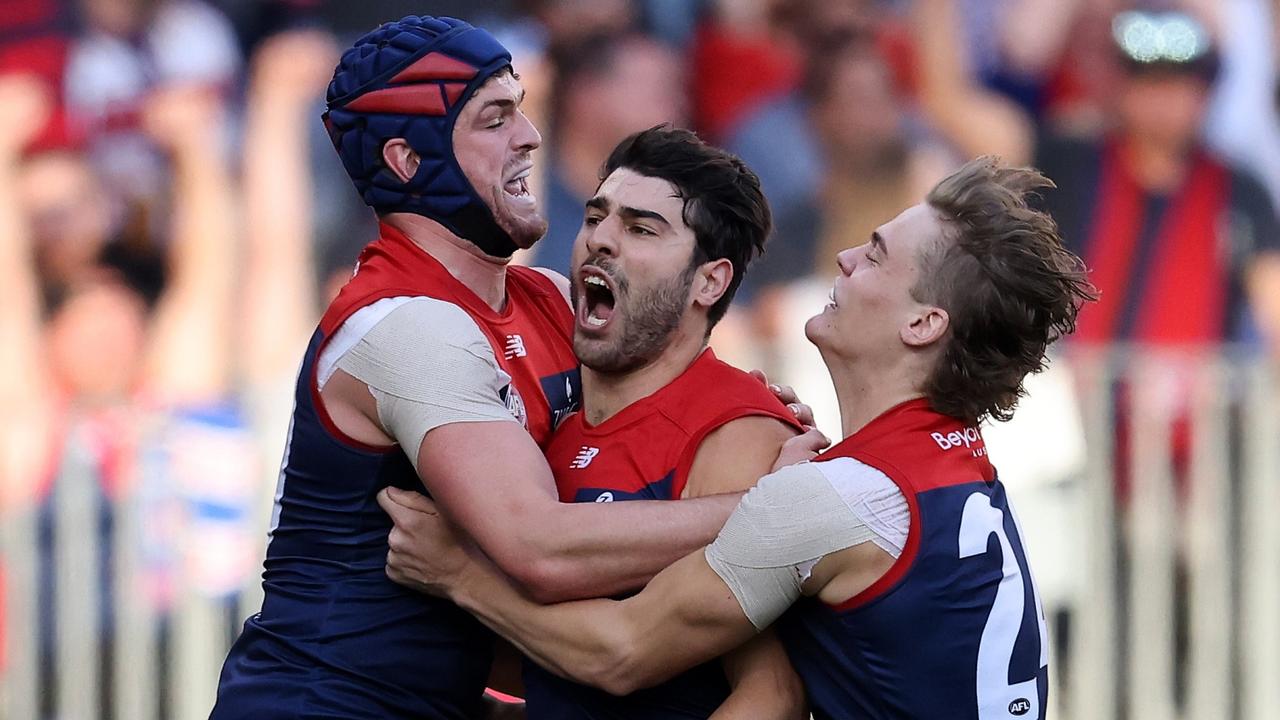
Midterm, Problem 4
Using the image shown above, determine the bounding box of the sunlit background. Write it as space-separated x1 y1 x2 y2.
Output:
2 0 1279 718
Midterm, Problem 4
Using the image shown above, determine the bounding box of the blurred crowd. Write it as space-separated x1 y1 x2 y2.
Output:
1 0 1279 712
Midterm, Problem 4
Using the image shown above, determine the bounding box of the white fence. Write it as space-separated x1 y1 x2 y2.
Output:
2 349 1279 719
1059 350 1280 720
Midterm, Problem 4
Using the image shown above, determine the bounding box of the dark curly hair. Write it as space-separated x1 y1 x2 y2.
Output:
914 157 1097 423
601 125 771 333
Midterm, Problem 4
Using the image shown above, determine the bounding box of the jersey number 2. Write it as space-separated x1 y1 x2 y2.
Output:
958 491 1049 719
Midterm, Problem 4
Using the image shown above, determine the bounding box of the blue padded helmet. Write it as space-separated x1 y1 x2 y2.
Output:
323 16 519 257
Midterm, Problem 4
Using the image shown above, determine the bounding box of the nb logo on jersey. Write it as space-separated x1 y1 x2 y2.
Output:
570 446 600 469
594 491 614 503
1009 698 1031 716
504 334 528 359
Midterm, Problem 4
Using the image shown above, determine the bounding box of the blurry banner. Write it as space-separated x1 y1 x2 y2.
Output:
138 405 259 602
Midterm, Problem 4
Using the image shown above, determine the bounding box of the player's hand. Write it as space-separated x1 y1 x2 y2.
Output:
749 369 815 428
378 487 476 598
771 427 830 471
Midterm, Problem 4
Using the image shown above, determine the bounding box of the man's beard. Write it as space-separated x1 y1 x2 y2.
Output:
491 187 549 249
574 261 697 375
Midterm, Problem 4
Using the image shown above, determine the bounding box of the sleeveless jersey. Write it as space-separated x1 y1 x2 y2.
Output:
525 349 800 719
778 399 1050 720
212 224 581 720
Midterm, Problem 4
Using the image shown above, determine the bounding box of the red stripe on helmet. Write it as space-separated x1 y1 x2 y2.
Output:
390 52 478 83
344 85 448 115
442 82 467 106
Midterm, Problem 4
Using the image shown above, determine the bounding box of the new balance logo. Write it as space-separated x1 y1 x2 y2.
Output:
570 446 600 469
504 334 527 359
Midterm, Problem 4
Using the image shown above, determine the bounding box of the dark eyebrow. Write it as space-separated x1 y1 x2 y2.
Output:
583 198 670 228
871 230 888 257
479 88 526 112
618 206 671 228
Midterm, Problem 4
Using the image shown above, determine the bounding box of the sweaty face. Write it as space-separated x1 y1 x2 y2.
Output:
453 72 548 250
805 203 942 364
569 168 702 374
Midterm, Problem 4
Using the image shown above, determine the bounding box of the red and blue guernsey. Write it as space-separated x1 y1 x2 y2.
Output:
525 349 801 719
779 399 1050 720
212 223 580 719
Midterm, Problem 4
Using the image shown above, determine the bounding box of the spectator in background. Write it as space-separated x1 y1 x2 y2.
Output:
64 0 240 203
721 1 916 231
911 0 1280 351
734 31 952 301
0 72 246 716
1036 8 1280 351
532 31 687 273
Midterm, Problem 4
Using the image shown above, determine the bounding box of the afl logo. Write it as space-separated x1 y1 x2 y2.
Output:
595 492 614 503
500 385 528 428
1008 698 1031 716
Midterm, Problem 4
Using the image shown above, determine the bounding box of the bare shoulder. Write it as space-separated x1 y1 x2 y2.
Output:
685 416 799 497
530 266 571 305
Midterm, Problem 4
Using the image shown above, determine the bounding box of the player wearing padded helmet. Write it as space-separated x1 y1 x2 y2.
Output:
321 15 541 258
211 17 786 720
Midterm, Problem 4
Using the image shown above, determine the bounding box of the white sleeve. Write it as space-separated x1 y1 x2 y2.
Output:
704 460 909 630
330 297 519 470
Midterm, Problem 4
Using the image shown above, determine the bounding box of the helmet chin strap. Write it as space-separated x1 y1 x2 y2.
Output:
442 199 519 258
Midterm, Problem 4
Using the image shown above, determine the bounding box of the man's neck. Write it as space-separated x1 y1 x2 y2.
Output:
828 353 927 440
579 325 709 426
383 213 510 312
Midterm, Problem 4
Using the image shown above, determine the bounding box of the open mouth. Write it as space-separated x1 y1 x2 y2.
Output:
504 166 533 199
578 267 617 331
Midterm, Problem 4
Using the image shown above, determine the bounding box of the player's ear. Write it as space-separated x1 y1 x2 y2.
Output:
383 138 420 183
901 305 949 348
692 257 733 311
